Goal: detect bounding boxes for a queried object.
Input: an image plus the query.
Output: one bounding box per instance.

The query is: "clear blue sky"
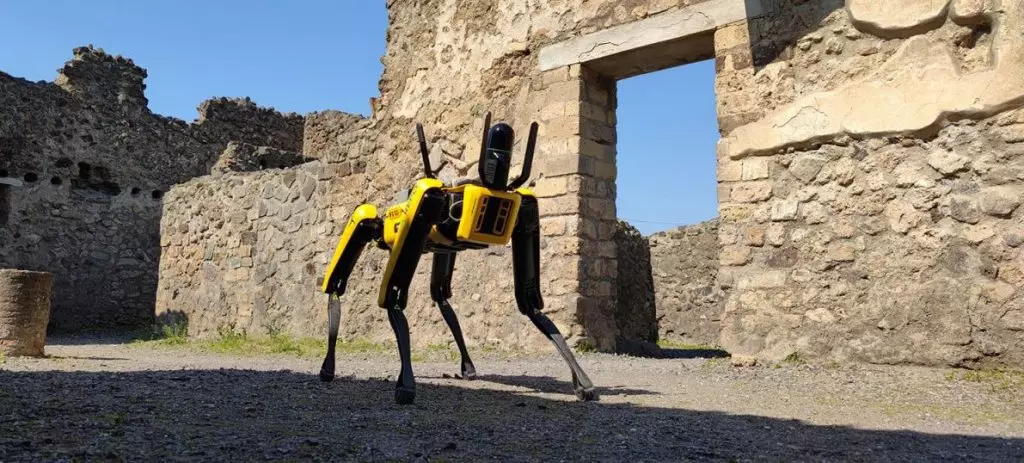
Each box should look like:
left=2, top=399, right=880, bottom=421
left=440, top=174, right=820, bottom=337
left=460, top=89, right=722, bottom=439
left=0, top=1, right=719, bottom=235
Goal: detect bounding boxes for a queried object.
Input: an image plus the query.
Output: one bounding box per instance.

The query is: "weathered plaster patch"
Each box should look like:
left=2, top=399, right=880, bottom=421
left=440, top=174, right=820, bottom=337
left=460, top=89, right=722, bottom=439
left=847, top=0, right=951, bottom=37
left=724, top=1, right=1024, bottom=159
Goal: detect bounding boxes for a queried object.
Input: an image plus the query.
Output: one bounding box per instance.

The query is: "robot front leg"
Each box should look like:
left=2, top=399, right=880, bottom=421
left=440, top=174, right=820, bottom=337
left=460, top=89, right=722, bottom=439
left=387, top=300, right=416, bottom=405
left=378, top=187, right=448, bottom=404
left=512, top=195, right=598, bottom=401
left=319, top=204, right=383, bottom=382
left=430, top=252, right=477, bottom=380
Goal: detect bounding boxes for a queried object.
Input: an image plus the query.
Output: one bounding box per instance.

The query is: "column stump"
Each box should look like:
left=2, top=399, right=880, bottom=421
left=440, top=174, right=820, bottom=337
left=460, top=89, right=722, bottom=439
left=0, top=269, right=53, bottom=357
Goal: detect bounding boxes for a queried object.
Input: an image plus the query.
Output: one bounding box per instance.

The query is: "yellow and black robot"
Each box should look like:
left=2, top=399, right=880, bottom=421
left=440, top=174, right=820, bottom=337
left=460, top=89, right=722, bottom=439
left=318, top=113, right=596, bottom=404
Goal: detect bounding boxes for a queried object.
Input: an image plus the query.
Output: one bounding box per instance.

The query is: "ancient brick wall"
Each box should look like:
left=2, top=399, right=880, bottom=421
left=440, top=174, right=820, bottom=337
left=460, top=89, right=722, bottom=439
left=714, top=1, right=1024, bottom=367
left=0, top=46, right=304, bottom=331
left=155, top=0, right=705, bottom=350
left=612, top=221, right=658, bottom=351
left=649, top=219, right=724, bottom=346
left=154, top=0, right=1023, bottom=368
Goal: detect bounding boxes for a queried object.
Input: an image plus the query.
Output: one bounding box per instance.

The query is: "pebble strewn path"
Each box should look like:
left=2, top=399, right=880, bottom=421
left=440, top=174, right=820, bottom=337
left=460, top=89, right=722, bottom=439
left=1, top=338, right=1022, bottom=462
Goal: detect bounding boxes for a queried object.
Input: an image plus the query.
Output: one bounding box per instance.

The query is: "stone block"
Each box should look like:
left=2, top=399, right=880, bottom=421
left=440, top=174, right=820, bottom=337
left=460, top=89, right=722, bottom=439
left=721, top=245, right=752, bottom=266
left=731, top=181, right=773, bottom=203
left=542, top=79, right=583, bottom=103
left=537, top=153, right=582, bottom=177
left=771, top=200, right=799, bottom=221
left=948, top=195, right=982, bottom=224
left=827, top=243, right=856, bottom=262
left=741, top=158, right=770, bottom=180
left=928, top=149, right=970, bottom=175
left=533, top=177, right=569, bottom=198
left=720, top=203, right=755, bottom=222
left=789, top=155, right=827, bottom=183
left=719, top=161, right=743, bottom=182
left=979, top=186, right=1022, bottom=217
left=742, top=226, right=766, bottom=247
left=766, top=224, right=786, bottom=246
left=736, top=270, right=787, bottom=289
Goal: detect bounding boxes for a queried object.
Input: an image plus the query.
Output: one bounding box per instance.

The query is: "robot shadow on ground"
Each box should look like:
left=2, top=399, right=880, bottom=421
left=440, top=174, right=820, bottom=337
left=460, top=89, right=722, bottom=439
left=469, top=374, right=658, bottom=398
left=1, top=368, right=1021, bottom=461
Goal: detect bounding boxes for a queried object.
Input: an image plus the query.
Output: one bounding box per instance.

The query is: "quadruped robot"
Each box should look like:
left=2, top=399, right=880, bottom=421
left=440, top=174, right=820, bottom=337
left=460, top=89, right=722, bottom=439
left=318, top=113, right=597, bottom=404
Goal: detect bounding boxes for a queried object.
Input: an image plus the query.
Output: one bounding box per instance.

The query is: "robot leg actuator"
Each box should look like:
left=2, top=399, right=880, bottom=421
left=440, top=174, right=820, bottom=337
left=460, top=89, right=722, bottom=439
left=319, top=205, right=383, bottom=382
left=430, top=252, right=477, bottom=379
left=512, top=195, right=597, bottom=401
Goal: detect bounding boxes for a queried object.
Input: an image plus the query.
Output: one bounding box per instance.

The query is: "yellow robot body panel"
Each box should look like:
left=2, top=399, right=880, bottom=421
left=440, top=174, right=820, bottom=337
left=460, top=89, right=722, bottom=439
left=454, top=184, right=522, bottom=246
left=515, top=187, right=535, bottom=199
left=378, top=178, right=444, bottom=307
left=321, top=204, right=378, bottom=293
left=381, top=202, right=407, bottom=249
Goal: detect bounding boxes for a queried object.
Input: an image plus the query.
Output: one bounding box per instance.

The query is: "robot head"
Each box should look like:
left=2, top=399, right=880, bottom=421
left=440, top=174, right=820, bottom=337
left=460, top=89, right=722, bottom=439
left=476, top=113, right=537, bottom=191
left=479, top=122, right=514, bottom=189
left=416, top=112, right=537, bottom=191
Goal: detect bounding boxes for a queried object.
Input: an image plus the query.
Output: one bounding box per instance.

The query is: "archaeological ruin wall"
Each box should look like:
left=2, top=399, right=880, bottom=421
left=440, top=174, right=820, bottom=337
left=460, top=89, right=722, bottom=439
left=156, top=0, right=709, bottom=351
left=156, top=0, right=1022, bottom=368
left=712, top=0, right=1024, bottom=367
left=0, top=46, right=304, bottom=331
left=649, top=219, right=724, bottom=346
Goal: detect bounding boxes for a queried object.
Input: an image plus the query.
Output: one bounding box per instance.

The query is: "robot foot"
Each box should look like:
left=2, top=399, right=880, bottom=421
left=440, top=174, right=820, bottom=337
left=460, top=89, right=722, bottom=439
left=574, top=385, right=598, bottom=402
left=395, top=385, right=416, bottom=405
left=319, top=357, right=335, bottom=382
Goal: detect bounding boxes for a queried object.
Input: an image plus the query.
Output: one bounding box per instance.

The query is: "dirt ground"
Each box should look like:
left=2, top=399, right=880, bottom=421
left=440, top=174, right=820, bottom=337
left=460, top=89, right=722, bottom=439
left=1, top=337, right=1023, bottom=462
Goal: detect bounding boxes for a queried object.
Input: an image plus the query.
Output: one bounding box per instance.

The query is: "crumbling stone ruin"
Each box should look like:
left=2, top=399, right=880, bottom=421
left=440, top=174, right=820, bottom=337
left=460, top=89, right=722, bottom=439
left=1, top=46, right=305, bottom=331
left=3, top=0, right=1023, bottom=368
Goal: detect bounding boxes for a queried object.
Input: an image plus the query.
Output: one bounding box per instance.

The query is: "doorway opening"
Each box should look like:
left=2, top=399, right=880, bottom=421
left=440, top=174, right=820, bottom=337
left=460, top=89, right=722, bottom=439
left=607, top=59, right=724, bottom=351
left=615, top=59, right=720, bottom=236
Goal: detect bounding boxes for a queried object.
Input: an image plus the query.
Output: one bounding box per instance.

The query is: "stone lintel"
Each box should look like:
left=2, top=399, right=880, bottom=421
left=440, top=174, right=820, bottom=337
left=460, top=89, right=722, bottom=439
left=539, top=0, right=765, bottom=76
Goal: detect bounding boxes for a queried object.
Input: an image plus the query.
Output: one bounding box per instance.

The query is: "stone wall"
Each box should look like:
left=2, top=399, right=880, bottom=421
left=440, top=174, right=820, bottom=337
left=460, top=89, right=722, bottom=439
left=612, top=221, right=657, bottom=351
left=154, top=0, right=1023, bottom=368
left=155, top=0, right=706, bottom=351
left=714, top=1, right=1024, bottom=367
left=649, top=219, right=724, bottom=345
left=0, top=46, right=304, bottom=331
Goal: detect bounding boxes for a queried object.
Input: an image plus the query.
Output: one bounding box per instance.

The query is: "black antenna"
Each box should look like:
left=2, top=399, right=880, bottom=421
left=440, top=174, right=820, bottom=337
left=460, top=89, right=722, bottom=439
left=416, top=123, right=434, bottom=178
left=477, top=112, right=492, bottom=182
left=508, top=122, right=538, bottom=190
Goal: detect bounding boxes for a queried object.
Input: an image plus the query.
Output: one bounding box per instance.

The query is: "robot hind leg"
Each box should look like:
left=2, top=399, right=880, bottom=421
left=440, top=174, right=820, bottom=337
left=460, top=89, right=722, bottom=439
left=512, top=195, right=598, bottom=401
left=319, top=204, right=382, bottom=382
left=430, top=252, right=477, bottom=380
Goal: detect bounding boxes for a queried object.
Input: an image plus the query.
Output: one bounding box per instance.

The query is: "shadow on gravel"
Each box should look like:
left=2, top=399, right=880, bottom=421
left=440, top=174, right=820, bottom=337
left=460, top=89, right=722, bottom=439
left=1, top=369, right=1022, bottom=462
left=45, top=332, right=148, bottom=346
left=648, top=347, right=730, bottom=359
left=476, top=374, right=658, bottom=398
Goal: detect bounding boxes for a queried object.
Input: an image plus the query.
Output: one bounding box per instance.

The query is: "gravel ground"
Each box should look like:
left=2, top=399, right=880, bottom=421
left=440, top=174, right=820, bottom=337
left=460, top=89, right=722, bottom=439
left=2, top=337, right=1023, bottom=462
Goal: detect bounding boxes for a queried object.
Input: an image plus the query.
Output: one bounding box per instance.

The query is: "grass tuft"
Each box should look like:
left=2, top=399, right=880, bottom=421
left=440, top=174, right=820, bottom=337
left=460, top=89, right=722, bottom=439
left=781, top=351, right=806, bottom=366
left=656, top=339, right=721, bottom=351
left=575, top=339, right=597, bottom=353
left=131, top=321, right=189, bottom=346
left=945, top=367, right=1024, bottom=399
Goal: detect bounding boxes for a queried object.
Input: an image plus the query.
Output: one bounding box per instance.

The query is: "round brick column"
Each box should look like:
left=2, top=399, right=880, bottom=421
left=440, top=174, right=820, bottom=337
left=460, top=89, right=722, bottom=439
left=0, top=269, right=53, bottom=357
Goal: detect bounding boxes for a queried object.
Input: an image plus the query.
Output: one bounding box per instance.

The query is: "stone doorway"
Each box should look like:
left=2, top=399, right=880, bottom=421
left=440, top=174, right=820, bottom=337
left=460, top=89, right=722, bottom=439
left=615, top=60, right=723, bottom=347
left=533, top=0, right=756, bottom=351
